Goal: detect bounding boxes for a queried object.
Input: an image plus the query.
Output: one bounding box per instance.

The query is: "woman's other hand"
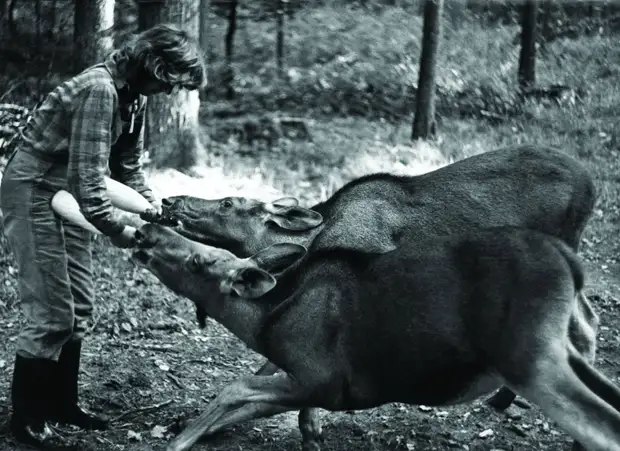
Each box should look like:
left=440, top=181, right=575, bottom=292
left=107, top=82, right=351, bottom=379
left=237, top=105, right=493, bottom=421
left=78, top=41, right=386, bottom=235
left=110, top=226, right=137, bottom=249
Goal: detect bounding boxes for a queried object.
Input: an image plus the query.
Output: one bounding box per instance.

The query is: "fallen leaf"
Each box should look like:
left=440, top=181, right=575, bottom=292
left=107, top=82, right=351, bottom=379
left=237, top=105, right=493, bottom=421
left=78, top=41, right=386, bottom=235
left=150, top=425, right=167, bottom=438
left=127, top=430, right=142, bottom=441
left=479, top=429, right=494, bottom=438
left=154, top=359, right=170, bottom=372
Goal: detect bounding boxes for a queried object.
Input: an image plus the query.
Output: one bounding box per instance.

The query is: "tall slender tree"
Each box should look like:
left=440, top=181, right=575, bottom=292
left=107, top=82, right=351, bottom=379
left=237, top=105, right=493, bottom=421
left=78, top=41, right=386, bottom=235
left=137, top=0, right=205, bottom=171
left=114, top=0, right=138, bottom=49
left=74, top=0, right=115, bottom=72
left=518, top=0, right=537, bottom=92
left=199, top=0, right=210, bottom=54
left=412, top=0, right=443, bottom=140
left=198, top=0, right=211, bottom=100
left=224, top=0, right=238, bottom=100
left=276, top=0, right=286, bottom=78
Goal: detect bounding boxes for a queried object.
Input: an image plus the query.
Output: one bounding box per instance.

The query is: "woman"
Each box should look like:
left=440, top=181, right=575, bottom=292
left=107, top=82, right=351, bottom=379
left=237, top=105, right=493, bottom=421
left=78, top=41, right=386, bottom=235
left=1, top=24, right=207, bottom=448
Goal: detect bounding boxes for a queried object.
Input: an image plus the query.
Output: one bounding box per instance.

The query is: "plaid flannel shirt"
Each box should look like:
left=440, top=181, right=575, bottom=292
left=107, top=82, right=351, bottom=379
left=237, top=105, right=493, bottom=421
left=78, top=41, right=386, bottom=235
left=20, top=54, right=156, bottom=236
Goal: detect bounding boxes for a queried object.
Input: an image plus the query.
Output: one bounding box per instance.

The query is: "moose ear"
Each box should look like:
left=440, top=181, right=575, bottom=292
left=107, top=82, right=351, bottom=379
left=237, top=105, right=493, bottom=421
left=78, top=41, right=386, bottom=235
left=269, top=197, right=299, bottom=208
left=249, top=243, right=307, bottom=274
left=265, top=207, right=323, bottom=231
left=230, top=267, right=277, bottom=299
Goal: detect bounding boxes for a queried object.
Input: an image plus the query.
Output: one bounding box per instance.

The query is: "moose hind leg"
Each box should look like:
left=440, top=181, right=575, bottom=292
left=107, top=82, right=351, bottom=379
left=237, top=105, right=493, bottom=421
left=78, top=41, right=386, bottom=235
left=567, top=293, right=601, bottom=451
left=508, top=349, right=620, bottom=451
left=569, top=292, right=599, bottom=364
left=488, top=293, right=597, bottom=414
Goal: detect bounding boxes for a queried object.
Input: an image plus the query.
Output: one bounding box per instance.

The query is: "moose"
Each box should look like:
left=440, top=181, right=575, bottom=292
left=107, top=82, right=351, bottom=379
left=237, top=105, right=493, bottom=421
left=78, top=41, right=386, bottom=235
left=132, top=223, right=620, bottom=451
left=147, top=144, right=599, bottom=414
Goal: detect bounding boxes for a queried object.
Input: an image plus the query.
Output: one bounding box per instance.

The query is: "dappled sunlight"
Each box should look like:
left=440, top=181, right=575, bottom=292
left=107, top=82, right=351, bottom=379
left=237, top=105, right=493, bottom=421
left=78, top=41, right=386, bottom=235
left=352, top=140, right=453, bottom=177
left=143, top=140, right=454, bottom=207
left=145, top=165, right=283, bottom=202
left=299, top=140, right=455, bottom=205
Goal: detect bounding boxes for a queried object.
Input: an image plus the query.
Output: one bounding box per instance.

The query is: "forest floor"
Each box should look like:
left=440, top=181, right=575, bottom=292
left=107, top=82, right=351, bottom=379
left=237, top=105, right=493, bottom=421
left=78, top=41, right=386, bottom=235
left=0, top=111, right=618, bottom=450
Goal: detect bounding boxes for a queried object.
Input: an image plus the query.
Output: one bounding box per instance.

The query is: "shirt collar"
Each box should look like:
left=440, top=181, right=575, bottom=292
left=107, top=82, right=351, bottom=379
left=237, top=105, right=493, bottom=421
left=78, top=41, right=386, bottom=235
left=103, top=52, right=127, bottom=90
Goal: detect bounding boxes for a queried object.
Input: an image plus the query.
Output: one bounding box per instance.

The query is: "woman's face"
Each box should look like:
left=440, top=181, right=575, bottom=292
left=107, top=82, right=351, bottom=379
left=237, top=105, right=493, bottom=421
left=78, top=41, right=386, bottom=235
left=137, top=79, right=175, bottom=96
left=128, top=66, right=177, bottom=96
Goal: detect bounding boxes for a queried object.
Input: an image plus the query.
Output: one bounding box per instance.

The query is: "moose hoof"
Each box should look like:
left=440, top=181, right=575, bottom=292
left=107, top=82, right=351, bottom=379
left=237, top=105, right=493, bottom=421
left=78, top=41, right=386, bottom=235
left=486, top=387, right=517, bottom=411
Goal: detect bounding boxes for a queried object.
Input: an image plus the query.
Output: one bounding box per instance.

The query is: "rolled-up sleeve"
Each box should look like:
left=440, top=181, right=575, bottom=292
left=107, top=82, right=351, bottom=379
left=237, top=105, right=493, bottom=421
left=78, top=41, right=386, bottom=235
left=68, top=84, right=125, bottom=237
left=108, top=96, right=156, bottom=204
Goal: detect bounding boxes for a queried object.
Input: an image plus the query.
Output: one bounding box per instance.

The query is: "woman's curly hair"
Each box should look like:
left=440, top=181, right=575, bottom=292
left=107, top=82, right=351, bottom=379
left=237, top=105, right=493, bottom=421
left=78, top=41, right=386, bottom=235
left=114, top=24, right=207, bottom=90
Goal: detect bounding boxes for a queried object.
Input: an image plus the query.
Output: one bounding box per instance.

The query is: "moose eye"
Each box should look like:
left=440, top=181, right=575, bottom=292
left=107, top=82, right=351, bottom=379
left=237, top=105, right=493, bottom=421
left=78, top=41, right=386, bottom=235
left=188, top=254, right=202, bottom=273
left=220, top=199, right=233, bottom=209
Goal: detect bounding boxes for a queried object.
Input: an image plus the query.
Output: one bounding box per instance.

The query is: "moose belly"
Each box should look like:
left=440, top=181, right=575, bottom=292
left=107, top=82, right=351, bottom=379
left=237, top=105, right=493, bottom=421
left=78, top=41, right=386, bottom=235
left=435, top=372, right=503, bottom=405
left=396, top=367, right=502, bottom=407
left=341, top=360, right=503, bottom=410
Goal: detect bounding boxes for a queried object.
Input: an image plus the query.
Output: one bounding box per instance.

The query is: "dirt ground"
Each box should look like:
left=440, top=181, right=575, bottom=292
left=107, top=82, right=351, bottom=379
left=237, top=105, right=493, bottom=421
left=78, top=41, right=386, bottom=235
left=0, top=230, right=616, bottom=451
left=0, top=133, right=618, bottom=450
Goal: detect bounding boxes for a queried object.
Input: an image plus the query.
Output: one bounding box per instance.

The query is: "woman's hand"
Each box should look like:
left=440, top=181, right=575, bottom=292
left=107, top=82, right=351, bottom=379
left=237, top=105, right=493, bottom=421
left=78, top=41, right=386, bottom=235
left=150, top=197, right=162, bottom=216
left=110, top=226, right=137, bottom=249
left=140, top=195, right=164, bottom=224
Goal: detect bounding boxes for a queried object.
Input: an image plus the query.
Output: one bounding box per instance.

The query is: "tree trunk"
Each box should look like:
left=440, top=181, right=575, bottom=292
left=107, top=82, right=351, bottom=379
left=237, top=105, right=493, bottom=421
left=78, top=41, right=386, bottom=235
left=114, top=0, right=138, bottom=49
left=276, top=0, right=285, bottom=78
left=412, top=0, right=443, bottom=141
left=224, top=0, right=238, bottom=100
left=48, top=0, right=58, bottom=40
left=74, top=0, right=115, bottom=73
left=7, top=0, right=18, bottom=37
left=198, top=0, right=210, bottom=100
left=518, top=0, right=537, bottom=92
left=199, top=0, right=210, bottom=53
left=35, top=0, right=42, bottom=96
left=137, top=0, right=204, bottom=172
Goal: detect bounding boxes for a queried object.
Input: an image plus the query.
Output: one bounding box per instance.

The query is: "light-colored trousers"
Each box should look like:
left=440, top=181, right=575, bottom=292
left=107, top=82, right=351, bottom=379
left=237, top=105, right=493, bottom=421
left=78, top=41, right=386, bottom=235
left=1, top=149, right=94, bottom=360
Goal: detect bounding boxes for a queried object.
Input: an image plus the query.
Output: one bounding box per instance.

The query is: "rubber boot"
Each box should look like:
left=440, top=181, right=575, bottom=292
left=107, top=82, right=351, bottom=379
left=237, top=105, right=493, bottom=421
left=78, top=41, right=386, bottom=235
left=9, top=354, right=74, bottom=449
left=50, top=340, right=108, bottom=430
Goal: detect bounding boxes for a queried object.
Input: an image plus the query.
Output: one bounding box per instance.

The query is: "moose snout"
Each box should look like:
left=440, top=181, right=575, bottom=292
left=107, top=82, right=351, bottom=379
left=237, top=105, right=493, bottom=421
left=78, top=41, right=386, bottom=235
left=133, top=228, right=145, bottom=245
left=134, top=224, right=161, bottom=248
left=161, top=197, right=183, bottom=210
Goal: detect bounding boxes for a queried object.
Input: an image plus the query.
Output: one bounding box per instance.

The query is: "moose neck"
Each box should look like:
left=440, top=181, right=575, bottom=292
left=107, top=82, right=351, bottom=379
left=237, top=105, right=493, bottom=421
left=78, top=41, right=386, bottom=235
left=269, top=224, right=324, bottom=250
left=202, top=296, right=271, bottom=353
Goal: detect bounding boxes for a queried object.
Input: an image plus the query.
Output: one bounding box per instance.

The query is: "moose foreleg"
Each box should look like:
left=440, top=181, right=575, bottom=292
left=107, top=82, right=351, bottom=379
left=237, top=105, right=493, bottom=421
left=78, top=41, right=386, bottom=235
left=166, top=373, right=319, bottom=451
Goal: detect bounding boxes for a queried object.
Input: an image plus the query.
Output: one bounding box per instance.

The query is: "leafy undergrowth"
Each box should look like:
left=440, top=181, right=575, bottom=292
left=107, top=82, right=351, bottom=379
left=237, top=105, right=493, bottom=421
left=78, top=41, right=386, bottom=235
left=202, top=5, right=620, bottom=122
